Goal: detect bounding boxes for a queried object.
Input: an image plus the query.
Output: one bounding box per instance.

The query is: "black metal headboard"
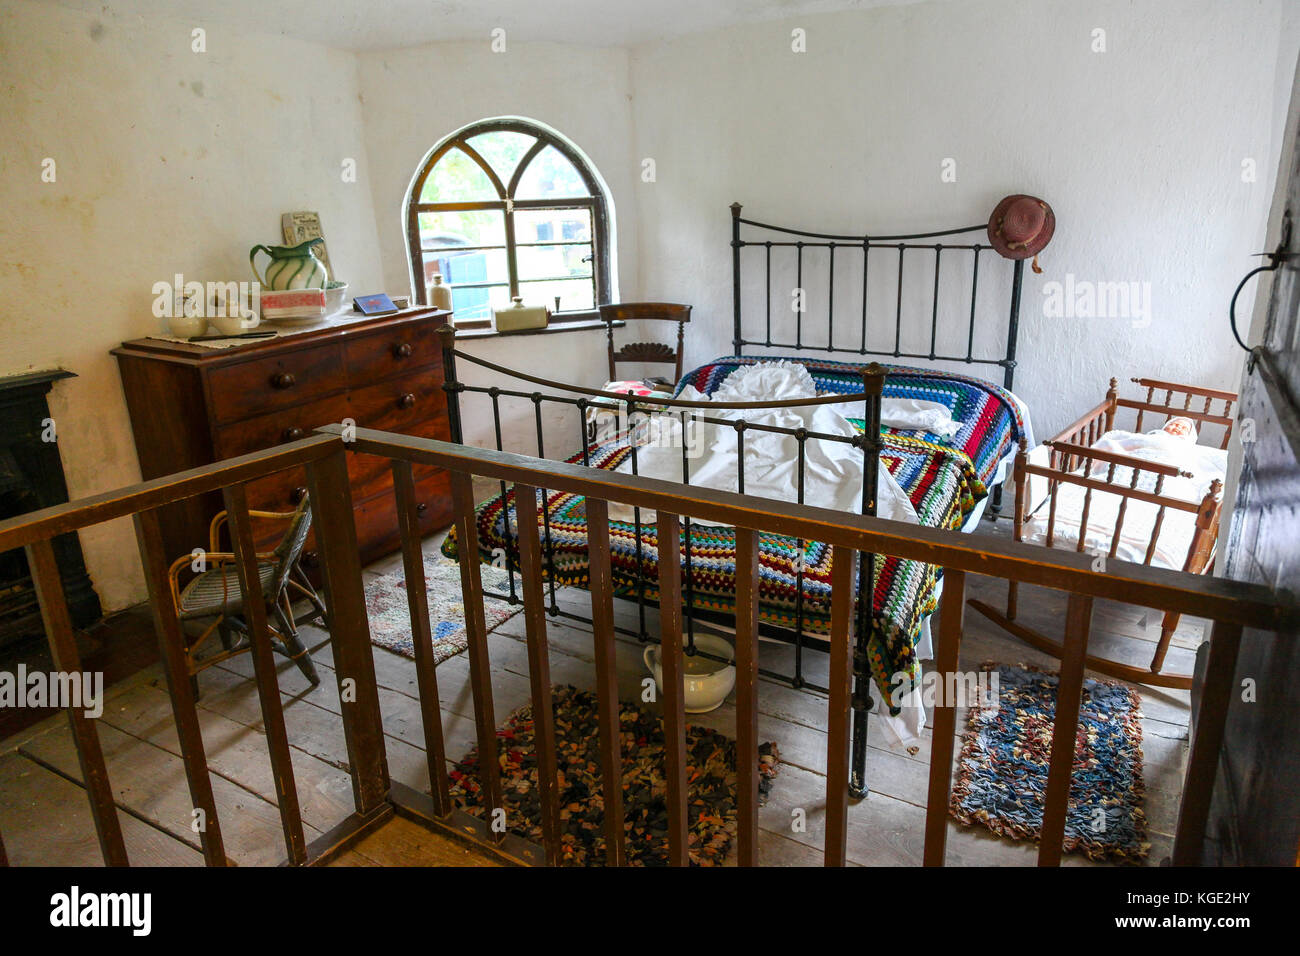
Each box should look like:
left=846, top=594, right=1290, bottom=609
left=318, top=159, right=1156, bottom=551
left=730, top=202, right=1026, bottom=393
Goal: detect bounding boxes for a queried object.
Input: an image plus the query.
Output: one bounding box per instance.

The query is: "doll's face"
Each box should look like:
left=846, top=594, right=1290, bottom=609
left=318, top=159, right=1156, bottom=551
left=1161, top=416, right=1197, bottom=441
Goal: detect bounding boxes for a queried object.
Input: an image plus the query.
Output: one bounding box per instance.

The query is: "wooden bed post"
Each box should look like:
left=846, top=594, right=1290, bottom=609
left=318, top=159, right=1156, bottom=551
left=849, top=362, right=886, bottom=799
left=1104, top=377, right=1119, bottom=432
left=731, top=202, right=744, bottom=356
left=437, top=323, right=464, bottom=445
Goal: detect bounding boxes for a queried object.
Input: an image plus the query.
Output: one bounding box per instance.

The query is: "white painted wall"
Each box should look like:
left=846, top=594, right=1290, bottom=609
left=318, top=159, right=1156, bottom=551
left=354, top=40, right=641, bottom=455
left=3, top=0, right=1297, bottom=610
left=629, top=0, right=1300, bottom=440
left=0, top=0, right=385, bottom=609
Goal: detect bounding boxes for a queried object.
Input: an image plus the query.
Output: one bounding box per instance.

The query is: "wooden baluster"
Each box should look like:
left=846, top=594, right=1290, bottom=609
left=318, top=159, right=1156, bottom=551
left=1075, top=456, right=1095, bottom=552
left=585, top=497, right=626, bottom=866
left=1172, top=621, right=1243, bottom=864
left=448, top=470, right=503, bottom=837
left=1038, top=592, right=1093, bottom=866
left=515, top=484, right=562, bottom=865
left=223, top=483, right=307, bottom=865
left=824, top=546, right=857, bottom=865
left=306, top=447, right=390, bottom=815
left=1109, top=466, right=1141, bottom=558
left=133, top=509, right=226, bottom=865
left=734, top=526, right=761, bottom=867
left=392, top=461, right=451, bottom=817
left=655, top=515, right=689, bottom=866
left=923, top=569, right=966, bottom=866
left=1135, top=385, right=1153, bottom=432
left=1045, top=477, right=1060, bottom=548
left=1144, top=475, right=1168, bottom=565
left=26, top=537, right=129, bottom=867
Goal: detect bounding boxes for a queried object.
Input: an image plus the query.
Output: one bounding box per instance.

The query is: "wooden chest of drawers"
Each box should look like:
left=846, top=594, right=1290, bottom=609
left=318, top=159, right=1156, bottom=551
left=113, top=309, right=455, bottom=571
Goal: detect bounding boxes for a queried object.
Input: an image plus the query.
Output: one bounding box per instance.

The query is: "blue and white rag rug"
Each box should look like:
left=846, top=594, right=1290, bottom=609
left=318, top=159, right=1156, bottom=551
left=364, top=556, right=522, bottom=665
left=949, top=662, right=1149, bottom=862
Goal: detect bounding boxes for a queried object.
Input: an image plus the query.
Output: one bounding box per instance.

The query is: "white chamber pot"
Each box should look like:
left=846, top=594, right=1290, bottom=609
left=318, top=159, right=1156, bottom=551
left=643, top=632, right=736, bottom=714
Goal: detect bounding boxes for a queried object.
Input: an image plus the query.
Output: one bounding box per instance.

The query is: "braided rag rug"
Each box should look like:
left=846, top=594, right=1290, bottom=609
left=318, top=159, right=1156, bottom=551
left=443, top=357, right=1026, bottom=709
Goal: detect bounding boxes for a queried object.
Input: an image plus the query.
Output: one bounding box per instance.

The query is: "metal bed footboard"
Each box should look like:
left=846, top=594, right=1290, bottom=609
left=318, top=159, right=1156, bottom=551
left=438, top=327, right=886, bottom=797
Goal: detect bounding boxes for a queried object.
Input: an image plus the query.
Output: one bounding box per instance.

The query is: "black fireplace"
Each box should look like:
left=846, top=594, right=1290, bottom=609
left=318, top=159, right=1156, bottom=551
left=0, top=371, right=101, bottom=648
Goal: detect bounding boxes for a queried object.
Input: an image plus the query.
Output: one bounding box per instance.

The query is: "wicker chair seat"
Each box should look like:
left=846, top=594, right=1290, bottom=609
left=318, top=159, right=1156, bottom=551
left=178, top=560, right=277, bottom=619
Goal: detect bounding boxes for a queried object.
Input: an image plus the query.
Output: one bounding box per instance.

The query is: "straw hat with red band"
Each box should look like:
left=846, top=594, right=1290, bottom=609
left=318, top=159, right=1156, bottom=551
left=988, top=194, right=1054, bottom=272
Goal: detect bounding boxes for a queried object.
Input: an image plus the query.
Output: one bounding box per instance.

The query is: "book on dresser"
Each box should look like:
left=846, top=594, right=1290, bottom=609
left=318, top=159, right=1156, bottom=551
left=112, top=308, right=456, bottom=574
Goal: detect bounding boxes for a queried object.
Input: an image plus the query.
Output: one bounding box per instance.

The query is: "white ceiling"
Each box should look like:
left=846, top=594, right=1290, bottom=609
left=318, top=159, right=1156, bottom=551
left=50, top=0, right=927, bottom=51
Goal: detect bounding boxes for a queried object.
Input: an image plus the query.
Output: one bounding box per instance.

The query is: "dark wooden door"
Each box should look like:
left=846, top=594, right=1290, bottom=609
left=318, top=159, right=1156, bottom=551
left=1201, top=83, right=1300, bottom=865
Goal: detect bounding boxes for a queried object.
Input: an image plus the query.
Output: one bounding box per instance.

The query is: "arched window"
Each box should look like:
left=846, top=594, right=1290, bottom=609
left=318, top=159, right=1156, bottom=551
left=406, top=118, right=612, bottom=328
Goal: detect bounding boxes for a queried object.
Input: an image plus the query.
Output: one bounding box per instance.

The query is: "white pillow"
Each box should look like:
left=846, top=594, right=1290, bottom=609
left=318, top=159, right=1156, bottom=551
left=879, top=397, right=962, bottom=437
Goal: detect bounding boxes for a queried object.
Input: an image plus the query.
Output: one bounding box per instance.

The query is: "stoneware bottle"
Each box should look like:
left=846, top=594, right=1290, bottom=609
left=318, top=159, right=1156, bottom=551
left=427, top=273, right=453, bottom=311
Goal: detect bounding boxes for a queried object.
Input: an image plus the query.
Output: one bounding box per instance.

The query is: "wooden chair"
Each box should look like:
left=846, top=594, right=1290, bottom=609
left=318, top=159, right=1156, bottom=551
left=167, top=495, right=326, bottom=696
left=599, top=302, right=692, bottom=387
left=969, top=376, right=1237, bottom=689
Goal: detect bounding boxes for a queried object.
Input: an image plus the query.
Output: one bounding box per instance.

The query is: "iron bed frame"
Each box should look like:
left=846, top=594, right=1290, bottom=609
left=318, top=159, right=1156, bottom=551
left=439, top=202, right=1030, bottom=799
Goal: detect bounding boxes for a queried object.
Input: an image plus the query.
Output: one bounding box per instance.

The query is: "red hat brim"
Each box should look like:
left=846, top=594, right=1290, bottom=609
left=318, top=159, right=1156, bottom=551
left=988, top=194, right=1055, bottom=260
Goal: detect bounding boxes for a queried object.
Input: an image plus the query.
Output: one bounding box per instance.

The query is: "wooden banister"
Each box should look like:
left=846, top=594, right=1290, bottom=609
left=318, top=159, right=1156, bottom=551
left=225, top=482, right=307, bottom=865
left=325, top=425, right=1292, bottom=631
left=392, top=460, right=453, bottom=819
left=448, top=469, right=503, bottom=841
left=0, top=435, right=339, bottom=554
left=655, top=515, right=690, bottom=867
left=514, top=483, right=563, bottom=864
left=734, top=526, right=761, bottom=867
left=824, top=546, right=857, bottom=867
left=1038, top=593, right=1093, bottom=866
left=6, top=418, right=1288, bottom=869
left=27, top=537, right=129, bottom=867
left=923, top=568, right=966, bottom=867
left=585, top=497, right=627, bottom=866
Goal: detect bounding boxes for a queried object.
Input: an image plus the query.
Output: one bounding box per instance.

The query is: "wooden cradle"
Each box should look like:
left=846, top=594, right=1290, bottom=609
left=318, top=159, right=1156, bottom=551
left=970, top=376, right=1237, bottom=689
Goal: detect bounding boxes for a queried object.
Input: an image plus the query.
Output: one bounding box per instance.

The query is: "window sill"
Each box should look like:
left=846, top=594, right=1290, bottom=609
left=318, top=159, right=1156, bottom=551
left=452, top=317, right=622, bottom=340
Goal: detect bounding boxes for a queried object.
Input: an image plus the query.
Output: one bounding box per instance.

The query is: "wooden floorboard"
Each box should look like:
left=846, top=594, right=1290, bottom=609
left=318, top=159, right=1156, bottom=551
left=328, top=814, right=502, bottom=867
left=2, top=517, right=1189, bottom=867
left=0, top=750, right=202, bottom=867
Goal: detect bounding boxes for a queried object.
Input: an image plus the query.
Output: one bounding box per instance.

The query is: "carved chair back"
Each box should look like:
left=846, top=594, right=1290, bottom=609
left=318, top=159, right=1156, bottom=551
left=598, top=302, right=692, bottom=385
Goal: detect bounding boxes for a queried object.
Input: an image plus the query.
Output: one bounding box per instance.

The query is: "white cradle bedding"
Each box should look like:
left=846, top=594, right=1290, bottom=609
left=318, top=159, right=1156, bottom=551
left=1021, top=427, right=1227, bottom=570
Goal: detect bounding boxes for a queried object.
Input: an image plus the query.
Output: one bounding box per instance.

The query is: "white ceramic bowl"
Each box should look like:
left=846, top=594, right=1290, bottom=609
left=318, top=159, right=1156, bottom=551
left=166, top=313, right=207, bottom=338
left=643, top=632, right=736, bottom=713
left=209, top=310, right=256, bottom=336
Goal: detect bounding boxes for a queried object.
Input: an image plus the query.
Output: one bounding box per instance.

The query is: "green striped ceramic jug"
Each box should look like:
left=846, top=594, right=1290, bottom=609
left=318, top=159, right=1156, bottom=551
left=249, top=238, right=329, bottom=290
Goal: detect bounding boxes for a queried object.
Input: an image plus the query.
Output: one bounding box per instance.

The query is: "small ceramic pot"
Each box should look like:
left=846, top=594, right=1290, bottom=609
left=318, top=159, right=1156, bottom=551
left=209, top=311, right=256, bottom=336
left=643, top=632, right=736, bottom=713
left=166, top=313, right=207, bottom=338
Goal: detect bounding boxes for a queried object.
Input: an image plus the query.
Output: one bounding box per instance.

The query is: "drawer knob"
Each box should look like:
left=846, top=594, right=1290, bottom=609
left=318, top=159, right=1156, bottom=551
left=393, top=343, right=413, bottom=358
left=283, top=426, right=305, bottom=441
left=398, top=392, right=416, bottom=409
left=301, top=550, right=319, bottom=569
left=271, top=372, right=297, bottom=389
left=416, top=502, right=428, bottom=515
left=290, top=486, right=308, bottom=504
